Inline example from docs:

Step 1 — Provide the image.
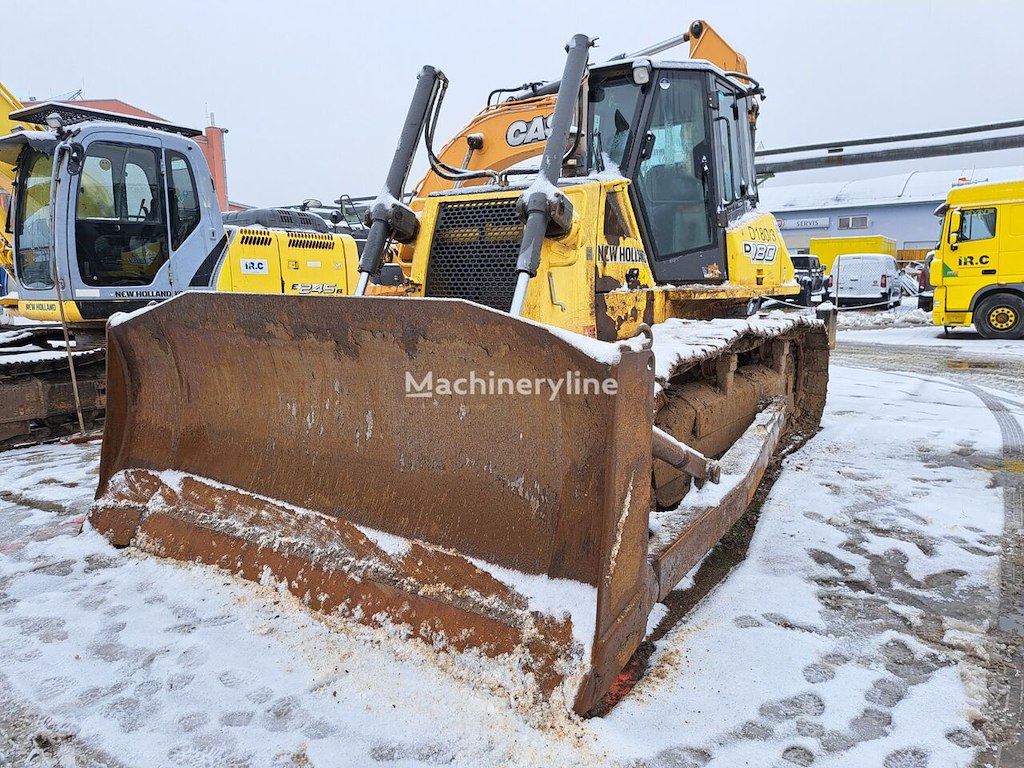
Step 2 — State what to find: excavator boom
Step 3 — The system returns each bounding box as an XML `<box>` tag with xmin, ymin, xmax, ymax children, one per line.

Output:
<box><xmin>0</xmin><ymin>81</ymin><xmax>25</xmax><ymax>195</ymax></box>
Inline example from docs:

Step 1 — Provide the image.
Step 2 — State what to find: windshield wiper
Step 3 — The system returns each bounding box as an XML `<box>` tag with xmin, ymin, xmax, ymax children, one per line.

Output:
<box><xmin>592</xmin><ymin>131</ymin><xmax>606</xmax><ymax>173</ymax></box>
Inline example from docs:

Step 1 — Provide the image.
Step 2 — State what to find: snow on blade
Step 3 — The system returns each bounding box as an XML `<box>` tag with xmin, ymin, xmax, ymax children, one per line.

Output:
<box><xmin>466</xmin><ymin>556</ymin><xmax>598</xmax><ymax>661</ymax></box>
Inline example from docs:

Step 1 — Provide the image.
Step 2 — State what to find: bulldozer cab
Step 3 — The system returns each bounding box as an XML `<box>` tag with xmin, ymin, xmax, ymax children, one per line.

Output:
<box><xmin>1</xmin><ymin>115</ymin><xmax>226</xmax><ymax>324</ymax></box>
<box><xmin>586</xmin><ymin>60</ymin><xmax>760</xmax><ymax>284</ymax></box>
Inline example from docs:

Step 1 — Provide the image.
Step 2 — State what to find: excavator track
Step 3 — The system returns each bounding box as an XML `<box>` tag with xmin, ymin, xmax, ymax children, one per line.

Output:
<box><xmin>89</xmin><ymin>293</ymin><xmax>828</xmax><ymax>715</ymax></box>
<box><xmin>0</xmin><ymin>327</ymin><xmax>106</xmax><ymax>450</ymax></box>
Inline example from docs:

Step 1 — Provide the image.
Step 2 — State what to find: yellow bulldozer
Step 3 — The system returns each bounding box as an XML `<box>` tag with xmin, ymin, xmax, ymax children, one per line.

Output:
<box><xmin>89</xmin><ymin>22</ymin><xmax>832</xmax><ymax>715</ymax></box>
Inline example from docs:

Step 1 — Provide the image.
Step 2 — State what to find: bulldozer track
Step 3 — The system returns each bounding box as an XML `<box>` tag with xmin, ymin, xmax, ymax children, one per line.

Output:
<box><xmin>590</xmin><ymin>317</ymin><xmax>829</xmax><ymax>714</ymax></box>
<box><xmin>651</xmin><ymin>315</ymin><xmax>829</xmax><ymax>509</ymax></box>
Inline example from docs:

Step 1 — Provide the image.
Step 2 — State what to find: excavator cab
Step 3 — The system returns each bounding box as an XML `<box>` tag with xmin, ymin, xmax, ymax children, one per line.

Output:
<box><xmin>586</xmin><ymin>60</ymin><xmax>760</xmax><ymax>283</ymax></box>
<box><xmin>0</xmin><ymin>106</ymin><xmax>226</xmax><ymax>326</ymax></box>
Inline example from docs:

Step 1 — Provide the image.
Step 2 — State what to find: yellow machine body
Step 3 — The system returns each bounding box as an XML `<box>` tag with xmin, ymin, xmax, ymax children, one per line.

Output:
<box><xmin>401</xmin><ymin>180</ymin><xmax>796</xmax><ymax>341</ymax></box>
<box><xmin>5</xmin><ymin>227</ymin><xmax>360</xmax><ymax>323</ymax></box>
<box><xmin>88</xmin><ymin>21</ymin><xmax>830</xmax><ymax>717</ymax></box>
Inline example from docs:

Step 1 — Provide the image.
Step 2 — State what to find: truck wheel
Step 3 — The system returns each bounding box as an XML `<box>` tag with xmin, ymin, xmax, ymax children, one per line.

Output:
<box><xmin>976</xmin><ymin>294</ymin><xmax>1024</xmax><ymax>340</ymax></box>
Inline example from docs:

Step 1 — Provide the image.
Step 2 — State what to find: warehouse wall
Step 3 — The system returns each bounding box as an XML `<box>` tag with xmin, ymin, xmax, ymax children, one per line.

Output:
<box><xmin>776</xmin><ymin>202</ymin><xmax>943</xmax><ymax>255</ymax></box>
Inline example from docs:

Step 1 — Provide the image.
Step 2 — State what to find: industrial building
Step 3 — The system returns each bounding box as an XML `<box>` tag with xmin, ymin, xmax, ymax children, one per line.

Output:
<box><xmin>759</xmin><ymin>165</ymin><xmax>1024</xmax><ymax>263</ymax></box>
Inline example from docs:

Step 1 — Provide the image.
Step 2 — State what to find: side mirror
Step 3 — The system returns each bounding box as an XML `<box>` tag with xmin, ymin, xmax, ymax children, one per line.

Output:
<box><xmin>67</xmin><ymin>143</ymin><xmax>85</xmax><ymax>176</ymax></box>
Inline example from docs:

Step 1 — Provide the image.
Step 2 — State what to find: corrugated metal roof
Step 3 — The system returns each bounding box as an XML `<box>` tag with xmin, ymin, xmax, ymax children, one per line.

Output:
<box><xmin>759</xmin><ymin>166</ymin><xmax>1024</xmax><ymax>212</ymax></box>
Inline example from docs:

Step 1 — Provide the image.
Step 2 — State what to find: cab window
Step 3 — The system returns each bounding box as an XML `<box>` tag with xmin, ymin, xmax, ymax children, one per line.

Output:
<box><xmin>14</xmin><ymin>150</ymin><xmax>55</xmax><ymax>289</ymax></box>
<box><xmin>166</xmin><ymin>150</ymin><xmax>201</xmax><ymax>250</ymax></box>
<box><xmin>636</xmin><ymin>72</ymin><xmax>713</xmax><ymax>259</ymax></box>
<box><xmin>75</xmin><ymin>142</ymin><xmax>168</xmax><ymax>286</ymax></box>
<box><xmin>588</xmin><ymin>74</ymin><xmax>644</xmax><ymax>170</ymax></box>
<box><xmin>714</xmin><ymin>86</ymin><xmax>751</xmax><ymax>204</ymax></box>
<box><xmin>960</xmin><ymin>207</ymin><xmax>997</xmax><ymax>242</ymax></box>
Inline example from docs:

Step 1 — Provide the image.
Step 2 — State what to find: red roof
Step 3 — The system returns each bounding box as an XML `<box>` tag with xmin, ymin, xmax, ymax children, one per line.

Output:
<box><xmin>66</xmin><ymin>99</ymin><xmax>164</xmax><ymax>122</ymax></box>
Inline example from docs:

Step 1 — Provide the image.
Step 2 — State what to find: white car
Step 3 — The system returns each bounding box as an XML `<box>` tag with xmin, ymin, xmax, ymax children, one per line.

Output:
<box><xmin>829</xmin><ymin>253</ymin><xmax>902</xmax><ymax>309</ymax></box>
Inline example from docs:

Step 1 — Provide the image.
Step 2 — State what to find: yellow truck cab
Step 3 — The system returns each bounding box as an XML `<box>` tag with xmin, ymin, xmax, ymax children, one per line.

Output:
<box><xmin>930</xmin><ymin>180</ymin><xmax>1024</xmax><ymax>338</ymax></box>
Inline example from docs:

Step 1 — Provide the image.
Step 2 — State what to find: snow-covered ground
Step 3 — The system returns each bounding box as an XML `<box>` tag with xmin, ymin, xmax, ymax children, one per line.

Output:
<box><xmin>0</xmin><ymin>364</ymin><xmax>1012</xmax><ymax>766</ymax></box>
<box><xmin>836</xmin><ymin>303</ymin><xmax>932</xmax><ymax>331</ymax></box>
<box><xmin>835</xmin><ymin>298</ymin><xmax>1024</xmax><ymax>358</ymax></box>
<box><xmin>0</xmin><ymin>310</ymin><xmax>37</xmax><ymax>328</ymax></box>
<box><xmin>840</xmin><ymin>324</ymin><xmax>1024</xmax><ymax>358</ymax></box>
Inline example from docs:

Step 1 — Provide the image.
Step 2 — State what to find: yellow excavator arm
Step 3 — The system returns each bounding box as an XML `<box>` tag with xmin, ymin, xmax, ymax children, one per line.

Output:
<box><xmin>683</xmin><ymin>19</ymin><xmax>748</xmax><ymax>75</ymax></box>
<box><xmin>0</xmin><ymin>81</ymin><xmax>26</xmax><ymax>278</ymax></box>
<box><xmin>0</xmin><ymin>81</ymin><xmax>25</xmax><ymax>193</ymax></box>
<box><xmin>414</xmin><ymin>94</ymin><xmax>557</xmax><ymax>198</ymax></box>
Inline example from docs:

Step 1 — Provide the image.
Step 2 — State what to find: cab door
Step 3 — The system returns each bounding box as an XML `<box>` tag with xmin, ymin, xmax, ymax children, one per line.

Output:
<box><xmin>948</xmin><ymin>206</ymin><xmax>998</xmax><ymax>309</ymax></box>
<box><xmin>627</xmin><ymin>69</ymin><xmax>723</xmax><ymax>283</ymax></box>
<box><xmin>66</xmin><ymin>132</ymin><xmax>174</xmax><ymax>305</ymax></box>
<box><xmin>160</xmin><ymin>141</ymin><xmax>225</xmax><ymax>291</ymax></box>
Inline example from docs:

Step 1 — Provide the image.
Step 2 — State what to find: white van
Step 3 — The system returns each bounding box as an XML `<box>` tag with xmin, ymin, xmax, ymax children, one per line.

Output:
<box><xmin>829</xmin><ymin>253</ymin><xmax>901</xmax><ymax>308</ymax></box>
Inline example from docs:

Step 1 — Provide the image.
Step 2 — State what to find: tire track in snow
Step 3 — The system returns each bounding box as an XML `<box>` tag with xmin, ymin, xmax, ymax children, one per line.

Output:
<box><xmin>832</xmin><ymin>342</ymin><xmax>1024</xmax><ymax>765</ymax></box>
<box><xmin>959</xmin><ymin>382</ymin><xmax>1024</xmax><ymax>768</ymax></box>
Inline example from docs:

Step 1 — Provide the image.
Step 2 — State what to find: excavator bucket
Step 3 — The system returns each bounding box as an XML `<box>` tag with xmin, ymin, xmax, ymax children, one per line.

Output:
<box><xmin>91</xmin><ymin>292</ymin><xmax>658</xmax><ymax>714</ymax></box>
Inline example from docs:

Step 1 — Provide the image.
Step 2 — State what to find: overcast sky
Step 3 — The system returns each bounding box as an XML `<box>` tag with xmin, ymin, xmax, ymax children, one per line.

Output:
<box><xmin>6</xmin><ymin>0</ymin><xmax>1022</xmax><ymax>207</ymax></box>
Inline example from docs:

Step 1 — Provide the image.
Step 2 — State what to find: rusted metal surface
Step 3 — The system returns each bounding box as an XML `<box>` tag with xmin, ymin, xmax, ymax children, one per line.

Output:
<box><xmin>91</xmin><ymin>290</ymin><xmax>831</xmax><ymax>715</ymax></box>
<box><xmin>817</xmin><ymin>303</ymin><xmax>838</xmax><ymax>350</ymax></box>
<box><xmin>649</xmin><ymin>400</ymin><xmax>786</xmax><ymax>601</ymax></box>
<box><xmin>651</xmin><ymin>427</ymin><xmax>720</xmax><ymax>484</ymax></box>
<box><xmin>92</xmin><ymin>470</ymin><xmax>576</xmax><ymax>696</ymax></box>
<box><xmin>648</xmin><ymin>322</ymin><xmax>829</xmax><ymax>599</ymax></box>
<box><xmin>93</xmin><ymin>293</ymin><xmax>656</xmax><ymax>715</ymax></box>
<box><xmin>651</xmin><ymin>323</ymin><xmax>829</xmax><ymax>509</ymax></box>
<box><xmin>652</xmin><ymin>354</ymin><xmax>787</xmax><ymax>508</ymax></box>
<box><xmin>597</xmin><ymin>286</ymin><xmax>800</xmax><ymax>341</ymax></box>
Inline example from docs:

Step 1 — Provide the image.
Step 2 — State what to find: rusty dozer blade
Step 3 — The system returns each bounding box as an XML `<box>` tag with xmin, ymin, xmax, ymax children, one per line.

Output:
<box><xmin>91</xmin><ymin>292</ymin><xmax>659</xmax><ymax>714</ymax></box>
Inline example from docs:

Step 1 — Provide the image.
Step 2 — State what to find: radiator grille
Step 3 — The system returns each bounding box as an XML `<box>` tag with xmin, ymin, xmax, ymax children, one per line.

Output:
<box><xmin>425</xmin><ymin>199</ymin><xmax>523</xmax><ymax>312</ymax></box>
